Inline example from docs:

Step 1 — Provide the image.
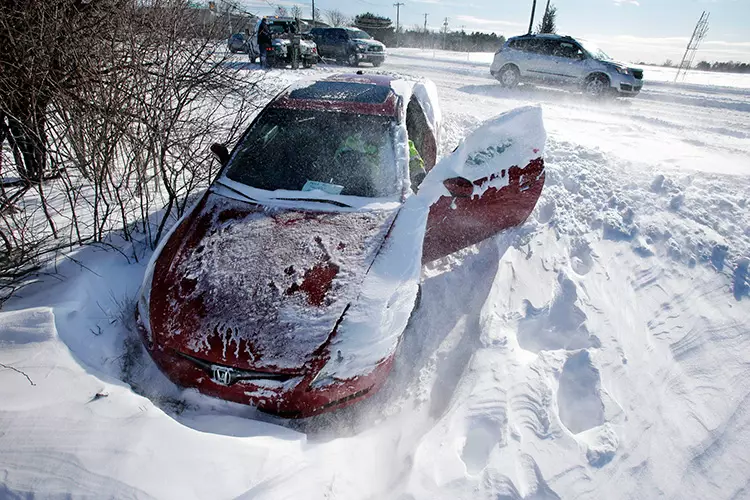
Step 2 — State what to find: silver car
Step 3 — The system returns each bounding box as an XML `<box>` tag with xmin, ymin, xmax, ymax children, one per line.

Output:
<box><xmin>490</xmin><ymin>34</ymin><xmax>643</xmax><ymax>97</ymax></box>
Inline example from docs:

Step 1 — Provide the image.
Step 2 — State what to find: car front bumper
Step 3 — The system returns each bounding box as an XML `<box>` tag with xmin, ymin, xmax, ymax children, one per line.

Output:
<box><xmin>610</xmin><ymin>72</ymin><xmax>643</xmax><ymax>95</ymax></box>
<box><xmin>136</xmin><ymin>312</ymin><xmax>393</xmax><ymax>418</ymax></box>
<box><xmin>357</xmin><ymin>51</ymin><xmax>386</xmax><ymax>63</ymax></box>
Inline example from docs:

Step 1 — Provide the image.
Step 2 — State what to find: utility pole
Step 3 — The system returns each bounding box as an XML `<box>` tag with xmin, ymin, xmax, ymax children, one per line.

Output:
<box><xmin>422</xmin><ymin>13</ymin><xmax>428</xmax><ymax>50</ymax></box>
<box><xmin>528</xmin><ymin>0</ymin><xmax>537</xmax><ymax>34</ymax></box>
<box><xmin>459</xmin><ymin>24</ymin><xmax>466</xmax><ymax>52</ymax></box>
<box><xmin>442</xmin><ymin>17</ymin><xmax>448</xmax><ymax>50</ymax></box>
<box><xmin>311</xmin><ymin>0</ymin><xmax>315</xmax><ymax>28</ymax></box>
<box><xmin>394</xmin><ymin>3</ymin><xmax>404</xmax><ymax>47</ymax></box>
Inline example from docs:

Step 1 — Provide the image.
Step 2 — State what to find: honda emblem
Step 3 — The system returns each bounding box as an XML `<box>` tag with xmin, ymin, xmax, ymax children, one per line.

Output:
<box><xmin>211</xmin><ymin>366</ymin><xmax>233</xmax><ymax>386</ymax></box>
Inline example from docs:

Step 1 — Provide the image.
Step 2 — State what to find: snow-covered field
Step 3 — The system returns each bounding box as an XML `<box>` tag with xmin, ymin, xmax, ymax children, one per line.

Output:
<box><xmin>2</xmin><ymin>49</ymin><xmax>750</xmax><ymax>499</ymax></box>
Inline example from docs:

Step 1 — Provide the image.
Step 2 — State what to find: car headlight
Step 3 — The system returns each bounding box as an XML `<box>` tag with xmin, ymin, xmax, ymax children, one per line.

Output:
<box><xmin>615</xmin><ymin>66</ymin><xmax>630</xmax><ymax>75</ymax></box>
<box><xmin>356</xmin><ymin>43</ymin><xmax>368</xmax><ymax>52</ymax></box>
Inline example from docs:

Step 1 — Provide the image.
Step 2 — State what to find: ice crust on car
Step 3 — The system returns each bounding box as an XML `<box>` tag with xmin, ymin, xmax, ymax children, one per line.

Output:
<box><xmin>159</xmin><ymin>194</ymin><xmax>398</xmax><ymax>371</ymax></box>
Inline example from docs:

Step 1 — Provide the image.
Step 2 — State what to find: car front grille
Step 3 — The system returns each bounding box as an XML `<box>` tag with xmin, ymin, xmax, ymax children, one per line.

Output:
<box><xmin>176</xmin><ymin>350</ymin><xmax>300</xmax><ymax>386</ymax></box>
<box><xmin>632</xmin><ymin>69</ymin><xmax>643</xmax><ymax>80</ymax></box>
<box><xmin>620</xmin><ymin>84</ymin><xmax>633</xmax><ymax>92</ymax></box>
<box><xmin>368</xmin><ymin>46</ymin><xmax>383</xmax><ymax>53</ymax></box>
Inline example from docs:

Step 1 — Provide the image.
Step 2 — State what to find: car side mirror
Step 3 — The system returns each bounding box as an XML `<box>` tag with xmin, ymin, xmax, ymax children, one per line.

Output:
<box><xmin>210</xmin><ymin>143</ymin><xmax>229</xmax><ymax>166</ymax></box>
<box><xmin>443</xmin><ymin>177</ymin><xmax>473</xmax><ymax>198</ymax></box>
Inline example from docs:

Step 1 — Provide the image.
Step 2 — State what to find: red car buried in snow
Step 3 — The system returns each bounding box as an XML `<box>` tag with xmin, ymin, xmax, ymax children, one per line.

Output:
<box><xmin>136</xmin><ymin>74</ymin><xmax>546</xmax><ymax>418</ymax></box>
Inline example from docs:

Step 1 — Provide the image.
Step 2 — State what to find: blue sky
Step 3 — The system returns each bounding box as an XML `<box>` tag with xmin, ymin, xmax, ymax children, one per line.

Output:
<box><xmin>239</xmin><ymin>0</ymin><xmax>750</xmax><ymax>63</ymax></box>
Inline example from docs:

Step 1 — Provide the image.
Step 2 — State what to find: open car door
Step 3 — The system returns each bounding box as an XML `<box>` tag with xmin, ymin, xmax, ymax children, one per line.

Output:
<box><xmin>419</xmin><ymin>106</ymin><xmax>546</xmax><ymax>263</ymax></box>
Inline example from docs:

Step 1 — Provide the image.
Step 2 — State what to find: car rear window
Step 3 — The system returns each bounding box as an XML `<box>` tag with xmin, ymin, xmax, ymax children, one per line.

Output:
<box><xmin>289</xmin><ymin>81</ymin><xmax>392</xmax><ymax>104</ymax></box>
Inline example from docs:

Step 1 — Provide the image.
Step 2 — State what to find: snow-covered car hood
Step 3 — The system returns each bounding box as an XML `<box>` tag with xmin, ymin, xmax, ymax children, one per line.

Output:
<box><xmin>353</xmin><ymin>38</ymin><xmax>385</xmax><ymax>49</ymax></box>
<box><xmin>600</xmin><ymin>59</ymin><xmax>637</xmax><ymax>71</ymax></box>
<box><xmin>148</xmin><ymin>192</ymin><xmax>398</xmax><ymax>372</ymax></box>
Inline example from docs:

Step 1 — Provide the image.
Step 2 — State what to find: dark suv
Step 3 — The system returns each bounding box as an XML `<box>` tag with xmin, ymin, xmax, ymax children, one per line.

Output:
<box><xmin>309</xmin><ymin>27</ymin><xmax>386</xmax><ymax>67</ymax></box>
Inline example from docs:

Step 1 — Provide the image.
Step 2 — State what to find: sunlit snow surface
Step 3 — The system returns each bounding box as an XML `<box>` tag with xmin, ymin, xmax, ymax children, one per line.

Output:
<box><xmin>1</xmin><ymin>49</ymin><xmax>750</xmax><ymax>499</ymax></box>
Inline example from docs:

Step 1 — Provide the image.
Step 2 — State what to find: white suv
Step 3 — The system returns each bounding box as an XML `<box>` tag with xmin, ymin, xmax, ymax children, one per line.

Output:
<box><xmin>490</xmin><ymin>34</ymin><xmax>643</xmax><ymax>97</ymax></box>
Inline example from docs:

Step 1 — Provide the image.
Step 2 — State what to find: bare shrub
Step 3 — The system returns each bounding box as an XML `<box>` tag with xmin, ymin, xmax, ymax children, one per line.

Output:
<box><xmin>326</xmin><ymin>9</ymin><xmax>351</xmax><ymax>28</ymax></box>
<box><xmin>0</xmin><ymin>0</ymin><xmax>264</xmax><ymax>304</ymax></box>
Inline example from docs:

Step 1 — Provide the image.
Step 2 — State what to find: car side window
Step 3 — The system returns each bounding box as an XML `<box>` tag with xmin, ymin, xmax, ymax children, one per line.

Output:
<box><xmin>405</xmin><ymin>96</ymin><xmax>438</xmax><ymax>191</ymax></box>
<box><xmin>555</xmin><ymin>42</ymin><xmax>584</xmax><ymax>59</ymax></box>
<box><xmin>539</xmin><ymin>39</ymin><xmax>558</xmax><ymax>56</ymax></box>
<box><xmin>525</xmin><ymin>39</ymin><xmax>545</xmax><ymax>54</ymax></box>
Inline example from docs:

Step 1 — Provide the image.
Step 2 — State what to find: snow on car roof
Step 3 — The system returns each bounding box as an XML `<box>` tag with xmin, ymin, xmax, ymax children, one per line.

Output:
<box><xmin>272</xmin><ymin>75</ymin><xmax>402</xmax><ymax>116</ymax></box>
<box><xmin>288</xmin><ymin>81</ymin><xmax>392</xmax><ymax>104</ymax></box>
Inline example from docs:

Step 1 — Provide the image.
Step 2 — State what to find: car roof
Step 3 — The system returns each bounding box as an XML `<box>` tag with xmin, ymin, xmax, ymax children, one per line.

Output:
<box><xmin>269</xmin><ymin>74</ymin><xmax>402</xmax><ymax>117</ymax></box>
<box><xmin>509</xmin><ymin>33</ymin><xmax>576</xmax><ymax>41</ymax></box>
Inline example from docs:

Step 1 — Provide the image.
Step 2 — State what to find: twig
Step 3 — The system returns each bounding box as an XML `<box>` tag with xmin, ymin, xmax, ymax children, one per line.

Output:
<box><xmin>0</xmin><ymin>362</ymin><xmax>36</xmax><ymax>386</ymax></box>
<box><xmin>61</xmin><ymin>253</ymin><xmax>103</xmax><ymax>278</ymax></box>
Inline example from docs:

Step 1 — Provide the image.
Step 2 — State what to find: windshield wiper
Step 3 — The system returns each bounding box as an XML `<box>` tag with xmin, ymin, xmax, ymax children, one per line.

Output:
<box><xmin>214</xmin><ymin>180</ymin><xmax>259</xmax><ymax>203</ymax></box>
<box><xmin>274</xmin><ymin>197</ymin><xmax>353</xmax><ymax>208</ymax></box>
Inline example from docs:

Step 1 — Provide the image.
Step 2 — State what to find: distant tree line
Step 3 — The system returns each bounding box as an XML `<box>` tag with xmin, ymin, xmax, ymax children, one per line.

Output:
<box><xmin>694</xmin><ymin>61</ymin><xmax>750</xmax><ymax>74</ymax></box>
<box><xmin>643</xmin><ymin>59</ymin><xmax>750</xmax><ymax>74</ymax></box>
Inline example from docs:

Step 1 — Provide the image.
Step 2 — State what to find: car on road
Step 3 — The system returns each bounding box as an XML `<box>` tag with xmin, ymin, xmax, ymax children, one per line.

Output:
<box><xmin>310</xmin><ymin>27</ymin><xmax>386</xmax><ymax>67</ymax></box>
<box><xmin>490</xmin><ymin>34</ymin><xmax>644</xmax><ymax>97</ymax></box>
<box><xmin>227</xmin><ymin>33</ymin><xmax>249</xmax><ymax>53</ymax></box>
<box><xmin>136</xmin><ymin>74</ymin><xmax>546</xmax><ymax>418</ymax></box>
<box><xmin>248</xmin><ymin>17</ymin><xmax>319</xmax><ymax>68</ymax></box>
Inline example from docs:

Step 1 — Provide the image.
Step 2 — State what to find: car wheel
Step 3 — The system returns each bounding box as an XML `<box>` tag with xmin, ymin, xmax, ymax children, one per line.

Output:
<box><xmin>348</xmin><ymin>52</ymin><xmax>359</xmax><ymax>67</ymax></box>
<box><xmin>497</xmin><ymin>65</ymin><xmax>520</xmax><ymax>88</ymax></box>
<box><xmin>584</xmin><ymin>74</ymin><xmax>609</xmax><ymax>98</ymax></box>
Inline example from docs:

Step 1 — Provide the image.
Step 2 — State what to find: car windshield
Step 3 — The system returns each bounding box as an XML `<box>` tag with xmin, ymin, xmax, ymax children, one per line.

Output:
<box><xmin>347</xmin><ymin>29</ymin><xmax>372</xmax><ymax>40</ymax></box>
<box><xmin>225</xmin><ymin>108</ymin><xmax>398</xmax><ymax>198</ymax></box>
<box><xmin>577</xmin><ymin>39</ymin><xmax>612</xmax><ymax>60</ymax></box>
<box><xmin>268</xmin><ymin>22</ymin><xmax>294</xmax><ymax>34</ymax></box>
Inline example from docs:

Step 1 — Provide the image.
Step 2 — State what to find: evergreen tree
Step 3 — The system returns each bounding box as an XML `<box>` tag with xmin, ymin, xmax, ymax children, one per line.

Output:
<box><xmin>354</xmin><ymin>12</ymin><xmax>394</xmax><ymax>45</ymax></box>
<box><xmin>536</xmin><ymin>3</ymin><xmax>557</xmax><ymax>34</ymax></box>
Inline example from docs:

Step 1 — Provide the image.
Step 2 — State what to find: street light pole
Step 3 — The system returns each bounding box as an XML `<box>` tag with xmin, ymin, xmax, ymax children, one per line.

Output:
<box><xmin>442</xmin><ymin>17</ymin><xmax>448</xmax><ymax>50</ymax></box>
<box><xmin>394</xmin><ymin>3</ymin><xmax>404</xmax><ymax>47</ymax></box>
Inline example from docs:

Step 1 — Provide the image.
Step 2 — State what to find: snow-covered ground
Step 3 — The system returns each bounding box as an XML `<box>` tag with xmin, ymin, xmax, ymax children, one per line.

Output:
<box><xmin>1</xmin><ymin>49</ymin><xmax>750</xmax><ymax>499</ymax></box>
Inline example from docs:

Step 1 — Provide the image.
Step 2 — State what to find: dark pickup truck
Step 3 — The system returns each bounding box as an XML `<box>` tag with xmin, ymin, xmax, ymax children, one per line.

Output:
<box><xmin>309</xmin><ymin>27</ymin><xmax>386</xmax><ymax>67</ymax></box>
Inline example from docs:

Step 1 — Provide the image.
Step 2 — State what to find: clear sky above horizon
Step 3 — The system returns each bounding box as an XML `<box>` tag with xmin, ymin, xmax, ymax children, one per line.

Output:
<box><xmin>239</xmin><ymin>0</ymin><xmax>750</xmax><ymax>64</ymax></box>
